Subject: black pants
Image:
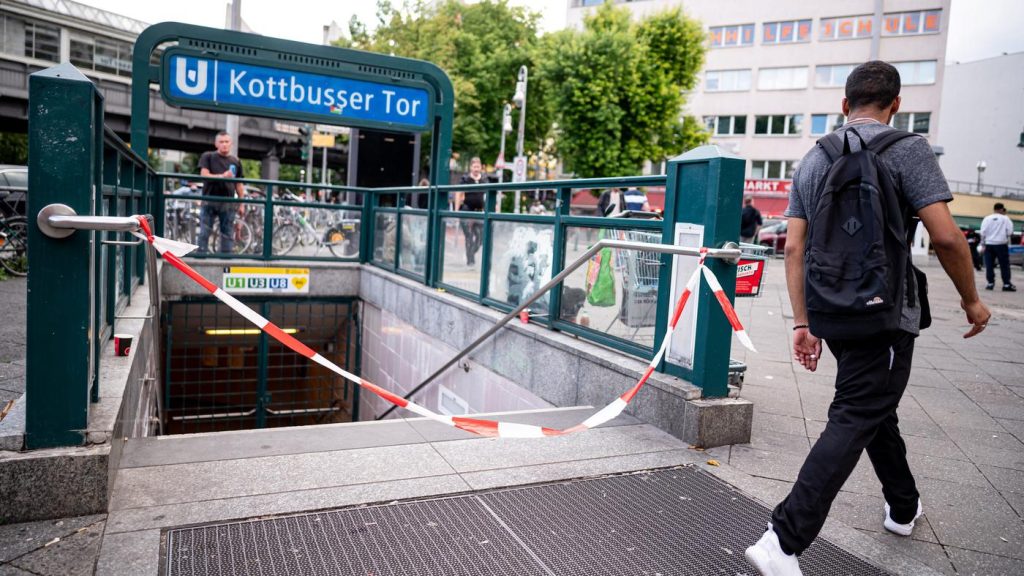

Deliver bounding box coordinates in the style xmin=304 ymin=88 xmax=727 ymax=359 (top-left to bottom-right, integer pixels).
xmin=771 ymin=330 xmax=920 ymax=555
xmin=461 ymin=220 xmax=482 ymax=264
xmin=983 ymin=244 xmax=1012 ymax=286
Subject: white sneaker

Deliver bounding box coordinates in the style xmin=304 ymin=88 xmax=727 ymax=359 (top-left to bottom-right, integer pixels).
xmin=745 ymin=524 xmax=803 ymax=576
xmin=883 ymin=499 xmax=923 ymax=536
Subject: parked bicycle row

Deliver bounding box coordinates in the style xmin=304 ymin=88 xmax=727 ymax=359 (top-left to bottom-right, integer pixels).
xmin=163 ymin=184 xmax=360 ymax=258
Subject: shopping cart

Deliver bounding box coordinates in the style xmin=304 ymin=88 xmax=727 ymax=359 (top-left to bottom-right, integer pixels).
xmin=618 ymin=229 xmax=663 ymax=328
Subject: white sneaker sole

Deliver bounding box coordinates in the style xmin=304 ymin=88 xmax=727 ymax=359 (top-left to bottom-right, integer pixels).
xmin=884 ymin=501 xmax=923 ymax=536
xmin=745 ymin=545 xmax=772 ymax=575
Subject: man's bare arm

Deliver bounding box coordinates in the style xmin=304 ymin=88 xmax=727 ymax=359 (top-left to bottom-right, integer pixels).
xmin=916 ymin=202 xmax=991 ymax=337
xmin=784 ymin=218 xmax=809 ymax=325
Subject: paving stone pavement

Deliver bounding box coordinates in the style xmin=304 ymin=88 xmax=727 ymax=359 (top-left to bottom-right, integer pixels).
xmin=725 ymin=257 xmax=1024 ymax=575
xmin=0 ymin=277 xmax=26 ymax=405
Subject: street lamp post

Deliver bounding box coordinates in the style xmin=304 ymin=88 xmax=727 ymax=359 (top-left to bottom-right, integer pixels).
xmin=497 ymin=103 xmax=513 ymax=211
xmin=512 ymin=65 xmax=528 ymax=213
xmin=976 ymin=160 xmax=987 ymax=194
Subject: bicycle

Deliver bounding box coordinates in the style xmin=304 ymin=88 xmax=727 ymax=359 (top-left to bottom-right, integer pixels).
xmin=0 ymin=215 xmax=28 ymax=277
xmin=272 ymin=190 xmax=359 ymax=258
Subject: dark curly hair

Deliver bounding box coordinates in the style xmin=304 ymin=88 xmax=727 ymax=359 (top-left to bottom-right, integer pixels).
xmin=845 ymin=61 xmax=901 ymax=111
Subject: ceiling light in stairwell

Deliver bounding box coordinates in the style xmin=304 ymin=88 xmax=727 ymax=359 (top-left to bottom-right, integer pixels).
xmin=203 ymin=328 xmax=300 ymax=336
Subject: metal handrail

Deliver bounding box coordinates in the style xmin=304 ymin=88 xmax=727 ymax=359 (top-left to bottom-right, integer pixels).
xmin=37 ymin=204 xmax=164 ymax=435
xmin=376 ymin=239 xmax=741 ymax=420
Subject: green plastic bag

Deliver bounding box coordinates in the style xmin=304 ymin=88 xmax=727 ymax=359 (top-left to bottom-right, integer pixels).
xmin=586 ymin=246 xmax=616 ymax=307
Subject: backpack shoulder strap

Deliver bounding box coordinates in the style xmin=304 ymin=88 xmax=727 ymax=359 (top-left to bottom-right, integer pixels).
xmin=816 ymin=132 xmax=844 ymax=163
xmin=867 ymin=129 xmax=918 ymax=155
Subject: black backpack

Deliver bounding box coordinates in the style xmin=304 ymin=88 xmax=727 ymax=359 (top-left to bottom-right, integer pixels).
xmin=805 ymin=127 xmax=923 ymax=340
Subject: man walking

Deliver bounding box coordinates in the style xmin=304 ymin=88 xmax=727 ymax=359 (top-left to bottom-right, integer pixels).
xmin=979 ymin=202 xmax=1017 ymax=291
xmin=740 ymin=197 xmax=763 ymax=243
xmin=197 ymin=132 xmax=245 ymax=254
xmin=745 ymin=61 xmax=991 ymax=575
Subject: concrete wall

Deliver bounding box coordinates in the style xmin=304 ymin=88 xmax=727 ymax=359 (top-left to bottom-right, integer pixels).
xmin=359 ymin=302 xmax=552 ymax=420
xmin=357 ymin=266 xmax=741 ymax=442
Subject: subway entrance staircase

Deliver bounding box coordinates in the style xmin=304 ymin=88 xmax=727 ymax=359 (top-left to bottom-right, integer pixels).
xmin=97 ymin=406 xmax=930 ymax=575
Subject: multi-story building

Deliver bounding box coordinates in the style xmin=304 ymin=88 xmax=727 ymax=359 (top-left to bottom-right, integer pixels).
xmin=567 ymin=0 xmax=951 ymax=216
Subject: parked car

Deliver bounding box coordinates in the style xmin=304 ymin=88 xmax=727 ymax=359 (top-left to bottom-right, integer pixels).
xmin=0 ymin=165 xmax=28 ymax=218
xmin=758 ymin=220 xmax=787 ymax=255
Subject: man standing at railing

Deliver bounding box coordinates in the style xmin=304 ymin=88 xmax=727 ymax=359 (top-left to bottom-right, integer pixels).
xmin=196 ymin=131 xmax=245 ymax=254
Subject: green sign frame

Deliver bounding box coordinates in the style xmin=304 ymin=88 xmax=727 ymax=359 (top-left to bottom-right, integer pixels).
xmin=131 ymin=22 xmax=455 ymax=185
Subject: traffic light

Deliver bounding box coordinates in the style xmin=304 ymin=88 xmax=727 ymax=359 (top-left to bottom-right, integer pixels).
xmin=298 ymin=124 xmax=312 ymax=161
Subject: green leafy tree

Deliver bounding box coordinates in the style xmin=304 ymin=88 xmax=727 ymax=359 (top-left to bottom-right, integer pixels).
xmin=0 ymin=132 xmax=29 ymax=165
xmin=537 ymin=3 xmax=708 ymax=177
xmin=338 ymin=0 xmax=550 ymax=167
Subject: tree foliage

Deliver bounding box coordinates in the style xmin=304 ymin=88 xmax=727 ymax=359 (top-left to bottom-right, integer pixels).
xmin=536 ymin=4 xmax=707 ymax=177
xmin=338 ymin=1 xmax=550 ymax=166
xmin=0 ymin=132 xmax=28 ymax=165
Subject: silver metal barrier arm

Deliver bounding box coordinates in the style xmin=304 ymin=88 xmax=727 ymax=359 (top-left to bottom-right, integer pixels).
xmin=38 ymin=203 xmax=164 ymax=435
xmin=376 ymin=239 xmax=741 ymax=420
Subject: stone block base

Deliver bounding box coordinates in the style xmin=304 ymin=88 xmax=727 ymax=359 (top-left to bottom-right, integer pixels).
xmin=681 ymin=398 xmax=754 ymax=448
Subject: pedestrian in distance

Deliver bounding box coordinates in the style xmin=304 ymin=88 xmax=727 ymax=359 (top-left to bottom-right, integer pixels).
xmin=745 ymin=61 xmax=992 ymax=576
xmin=979 ymin=202 xmax=1017 ymax=291
xmin=196 ymin=131 xmax=245 ymax=254
xmin=457 ymin=156 xmax=489 ymax=266
xmin=740 ymin=196 xmax=763 ymax=244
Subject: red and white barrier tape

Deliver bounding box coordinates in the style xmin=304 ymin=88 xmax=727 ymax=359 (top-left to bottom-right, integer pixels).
xmin=136 ymin=218 xmax=754 ymax=438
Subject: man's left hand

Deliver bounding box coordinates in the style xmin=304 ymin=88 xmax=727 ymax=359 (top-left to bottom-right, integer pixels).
xmin=793 ymin=328 xmax=822 ymax=372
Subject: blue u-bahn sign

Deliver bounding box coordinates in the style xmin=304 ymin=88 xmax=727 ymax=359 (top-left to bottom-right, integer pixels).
xmin=161 ymin=49 xmax=432 ymax=131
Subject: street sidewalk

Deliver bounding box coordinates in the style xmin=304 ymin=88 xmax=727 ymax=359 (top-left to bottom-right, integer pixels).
xmin=724 ymin=257 xmax=1024 ymax=575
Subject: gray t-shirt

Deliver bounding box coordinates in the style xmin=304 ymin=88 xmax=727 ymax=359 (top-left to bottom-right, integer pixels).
xmin=785 ymin=122 xmax=953 ymax=335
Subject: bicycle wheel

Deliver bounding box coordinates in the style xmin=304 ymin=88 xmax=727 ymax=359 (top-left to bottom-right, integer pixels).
xmin=273 ymin=223 xmax=300 ymax=255
xmin=233 ymin=219 xmax=254 ymax=254
xmin=0 ymin=216 xmax=28 ymax=276
xmin=326 ymin=227 xmax=359 ymax=258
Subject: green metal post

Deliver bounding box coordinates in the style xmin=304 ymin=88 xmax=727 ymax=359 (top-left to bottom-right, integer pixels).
xmin=658 ymin=146 xmax=744 ymax=397
xmin=26 ymin=64 xmax=102 ymax=448
xmin=263 ymin=184 xmax=274 ymax=259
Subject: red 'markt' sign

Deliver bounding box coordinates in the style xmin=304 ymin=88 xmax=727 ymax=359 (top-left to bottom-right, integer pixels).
xmin=744 ymin=179 xmax=792 ymax=194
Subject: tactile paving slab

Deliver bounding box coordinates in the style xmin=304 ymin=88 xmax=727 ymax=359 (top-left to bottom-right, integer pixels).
xmin=164 ymin=466 xmax=889 ymax=576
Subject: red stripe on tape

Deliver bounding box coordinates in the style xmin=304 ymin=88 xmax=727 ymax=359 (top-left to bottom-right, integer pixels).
xmin=668 ymin=288 xmax=692 ymax=329
xmin=161 ymin=251 xmax=218 ymax=293
xmin=265 ymin=322 xmax=316 ymax=358
xmin=452 ymin=417 xmax=500 ymax=437
xmin=713 ymin=289 xmax=743 ymax=330
xmin=620 ymin=367 xmax=653 ymax=402
xmin=542 ymin=427 xmax=565 ymax=437
xmin=361 ymin=379 xmax=410 ymax=409
xmin=137 ymin=215 xmax=153 ymax=239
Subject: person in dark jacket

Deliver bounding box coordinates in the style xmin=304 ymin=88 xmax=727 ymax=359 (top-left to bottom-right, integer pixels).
xmin=457 ymin=157 xmax=489 ymax=265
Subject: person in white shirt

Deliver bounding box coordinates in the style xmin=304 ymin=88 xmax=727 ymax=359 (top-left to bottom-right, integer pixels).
xmin=979 ymin=202 xmax=1016 ymax=291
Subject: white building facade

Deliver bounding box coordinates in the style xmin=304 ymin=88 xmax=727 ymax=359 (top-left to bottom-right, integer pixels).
xmin=937 ymin=51 xmax=1024 ymax=192
xmin=567 ymin=0 xmax=951 ymax=215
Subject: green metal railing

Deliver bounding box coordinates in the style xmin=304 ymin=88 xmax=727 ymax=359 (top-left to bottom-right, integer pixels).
xmin=27 ymin=63 xmax=159 ymax=448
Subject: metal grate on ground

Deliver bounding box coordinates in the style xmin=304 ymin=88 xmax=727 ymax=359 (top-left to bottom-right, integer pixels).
xmin=163 ymin=466 xmax=889 ymax=576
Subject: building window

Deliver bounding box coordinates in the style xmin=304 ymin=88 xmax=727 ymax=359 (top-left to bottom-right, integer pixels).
xmin=815 ymin=64 xmax=857 ymax=88
xmin=763 ymin=20 xmax=812 ymax=44
xmin=883 ymin=10 xmax=942 ymax=36
xmin=757 ymin=67 xmax=808 ymax=90
xmin=708 ymin=24 xmax=755 ymax=48
xmin=70 ymin=33 xmax=133 ymax=76
xmin=820 ymin=15 xmax=875 ymax=41
xmin=751 ymin=160 xmax=798 ymax=180
xmin=704 ymin=115 xmax=747 ymax=136
xmin=810 ymin=114 xmax=845 ymax=135
xmin=0 ymin=13 xmax=60 ymax=62
xmin=705 ymin=69 xmax=752 ymax=92
xmin=892 ymin=112 xmax=931 ymax=134
xmin=893 ymin=60 xmax=937 ymax=85
xmin=754 ymin=115 xmax=803 ymax=136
